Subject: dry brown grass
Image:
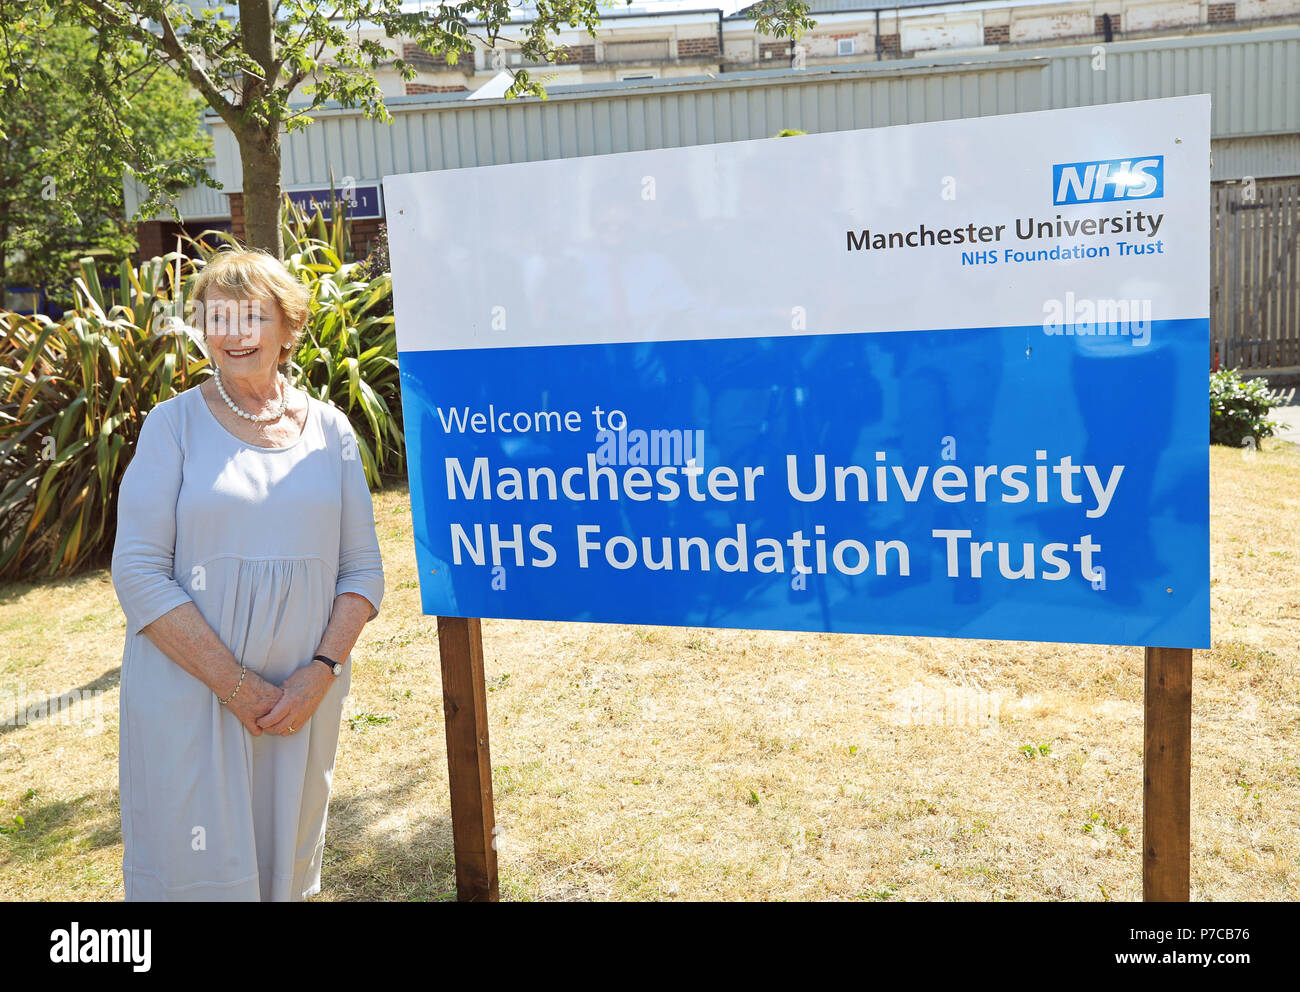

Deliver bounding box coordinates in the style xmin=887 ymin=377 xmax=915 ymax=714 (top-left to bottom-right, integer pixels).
xmin=2 ymin=441 xmax=1297 ymax=901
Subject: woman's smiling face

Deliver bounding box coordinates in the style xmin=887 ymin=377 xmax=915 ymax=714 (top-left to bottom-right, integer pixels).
xmin=202 ymin=290 xmax=288 ymax=383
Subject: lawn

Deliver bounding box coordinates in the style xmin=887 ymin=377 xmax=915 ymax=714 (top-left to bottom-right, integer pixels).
xmin=1 ymin=441 xmax=1297 ymax=901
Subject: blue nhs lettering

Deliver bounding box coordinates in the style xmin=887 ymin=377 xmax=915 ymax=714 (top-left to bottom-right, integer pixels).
xmin=1052 ymin=157 xmax=1163 ymax=205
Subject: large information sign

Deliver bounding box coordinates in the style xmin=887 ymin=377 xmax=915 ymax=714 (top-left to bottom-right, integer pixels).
xmin=385 ymin=96 xmax=1210 ymax=649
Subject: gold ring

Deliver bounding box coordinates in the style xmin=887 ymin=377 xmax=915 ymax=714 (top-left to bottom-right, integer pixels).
xmin=287 ymin=725 xmax=295 ymax=734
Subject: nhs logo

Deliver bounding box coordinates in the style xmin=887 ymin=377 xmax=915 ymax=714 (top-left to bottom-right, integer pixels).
xmin=1052 ymin=156 xmax=1164 ymax=205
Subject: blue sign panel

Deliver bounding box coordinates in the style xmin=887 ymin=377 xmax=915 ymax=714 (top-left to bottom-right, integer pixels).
xmin=384 ymin=96 xmax=1210 ymax=648
xmin=285 ymin=185 xmax=382 ymax=219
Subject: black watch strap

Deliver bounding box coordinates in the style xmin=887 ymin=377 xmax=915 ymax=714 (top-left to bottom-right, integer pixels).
xmin=313 ymin=654 xmax=342 ymax=674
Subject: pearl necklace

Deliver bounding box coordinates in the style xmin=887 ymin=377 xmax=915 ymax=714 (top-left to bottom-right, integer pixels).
xmin=213 ymin=368 xmax=287 ymax=423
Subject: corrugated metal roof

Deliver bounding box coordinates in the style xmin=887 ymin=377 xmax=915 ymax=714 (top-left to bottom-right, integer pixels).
xmin=123 ymin=171 xmax=230 ymax=221
xmin=1211 ymin=134 xmax=1300 ymax=182
xmin=254 ymin=25 xmax=1297 ymax=128
xmin=184 ymin=25 xmax=1299 ymax=217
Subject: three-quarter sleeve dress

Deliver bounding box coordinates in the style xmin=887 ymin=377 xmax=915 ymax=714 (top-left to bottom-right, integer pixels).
xmin=110 ymin=384 xmax=385 ymax=901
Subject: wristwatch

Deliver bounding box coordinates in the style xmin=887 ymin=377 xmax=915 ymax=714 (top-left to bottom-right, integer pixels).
xmin=313 ymin=654 xmax=343 ymax=676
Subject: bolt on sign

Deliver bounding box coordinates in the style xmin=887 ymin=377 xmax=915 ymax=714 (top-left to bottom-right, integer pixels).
xmin=384 ymin=95 xmax=1209 ymax=650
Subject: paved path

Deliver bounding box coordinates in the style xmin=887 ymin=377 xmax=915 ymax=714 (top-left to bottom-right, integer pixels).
xmin=1271 ymin=399 xmax=1300 ymax=445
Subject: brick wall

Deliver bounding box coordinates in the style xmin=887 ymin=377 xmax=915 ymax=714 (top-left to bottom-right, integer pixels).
xmin=678 ymin=36 xmax=720 ymax=58
xmin=402 ymin=42 xmax=435 ymax=65
xmin=402 ymin=42 xmax=449 ymax=67
xmin=984 ymin=24 xmax=1010 ymax=44
xmin=1208 ymin=3 xmax=1236 ymax=22
xmin=137 ymin=219 xmax=229 ymax=261
xmin=229 ymin=192 xmax=245 ymax=244
xmin=402 ymin=42 xmax=476 ymax=71
xmin=137 ymin=221 xmax=168 ymax=261
xmin=759 ymin=41 xmax=793 ymax=61
xmin=877 ymin=33 xmax=901 ymax=57
xmin=349 ymin=218 xmax=384 ymax=259
xmin=1094 ymin=13 xmax=1121 ymax=34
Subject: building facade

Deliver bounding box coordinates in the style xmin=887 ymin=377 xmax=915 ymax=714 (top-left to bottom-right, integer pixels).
xmin=377 ymin=0 xmax=1300 ymax=91
xmin=130 ymin=10 xmax=1300 ymax=371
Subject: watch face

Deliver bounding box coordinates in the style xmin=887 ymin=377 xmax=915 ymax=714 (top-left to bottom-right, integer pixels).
xmin=332 ymin=663 xmax=343 ymax=676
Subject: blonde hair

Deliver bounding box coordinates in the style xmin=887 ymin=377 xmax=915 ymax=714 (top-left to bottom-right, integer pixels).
xmin=192 ymin=249 xmax=311 ymax=365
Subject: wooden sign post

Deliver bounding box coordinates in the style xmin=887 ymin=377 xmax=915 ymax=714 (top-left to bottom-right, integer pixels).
xmin=437 ymin=625 xmax=1193 ymax=903
xmin=436 ymin=616 xmax=498 ymax=902
xmin=1143 ymin=646 xmax=1193 ymax=901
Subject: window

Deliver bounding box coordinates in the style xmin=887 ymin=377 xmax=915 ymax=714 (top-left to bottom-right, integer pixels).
xmin=838 ymin=38 xmax=855 ymax=56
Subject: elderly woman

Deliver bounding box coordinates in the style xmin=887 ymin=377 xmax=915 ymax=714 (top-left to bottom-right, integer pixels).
xmin=110 ymin=249 xmax=385 ymax=901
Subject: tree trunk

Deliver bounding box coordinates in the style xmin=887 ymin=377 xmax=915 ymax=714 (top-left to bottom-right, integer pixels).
xmin=238 ymin=123 xmax=284 ymax=259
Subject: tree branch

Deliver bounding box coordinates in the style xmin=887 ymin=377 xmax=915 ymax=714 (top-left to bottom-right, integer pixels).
xmin=270 ymin=2 xmax=345 ymax=85
xmin=70 ymin=0 xmax=238 ymax=125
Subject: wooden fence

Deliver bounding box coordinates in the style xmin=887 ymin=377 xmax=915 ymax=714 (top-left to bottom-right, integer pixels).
xmin=1212 ymin=178 xmax=1300 ymax=372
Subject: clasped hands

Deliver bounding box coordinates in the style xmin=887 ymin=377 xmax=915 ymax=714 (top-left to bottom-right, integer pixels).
xmin=222 ymin=661 xmax=335 ymax=738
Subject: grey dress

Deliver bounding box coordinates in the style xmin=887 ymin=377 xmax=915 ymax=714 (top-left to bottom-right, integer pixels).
xmin=110 ymin=384 xmax=385 ymax=900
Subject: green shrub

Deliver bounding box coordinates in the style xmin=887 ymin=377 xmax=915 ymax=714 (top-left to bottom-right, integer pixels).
xmin=286 ymin=255 xmax=404 ymax=484
xmin=0 ymin=256 xmax=205 ymax=577
xmin=354 ymin=225 xmax=390 ymax=284
xmin=0 ymin=204 xmax=403 ymax=579
xmin=1210 ymin=368 xmax=1279 ymax=447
